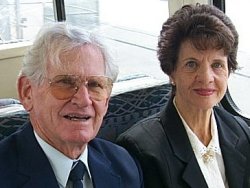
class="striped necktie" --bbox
[69,161,86,188]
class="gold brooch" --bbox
[202,150,214,163]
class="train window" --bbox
[0,0,55,44]
[0,0,249,118]
[63,0,168,80]
[0,0,168,76]
[225,0,250,116]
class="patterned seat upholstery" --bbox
[99,82,171,141]
[0,112,28,140]
[0,76,171,142]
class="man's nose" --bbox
[71,84,92,107]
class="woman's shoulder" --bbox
[117,112,164,141]
[214,106,250,141]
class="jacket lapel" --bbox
[215,112,246,188]
[17,123,59,188]
[160,99,208,188]
[88,145,121,188]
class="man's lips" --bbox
[64,114,91,121]
[194,89,215,96]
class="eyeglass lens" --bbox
[49,75,113,101]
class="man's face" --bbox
[20,45,110,155]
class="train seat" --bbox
[0,75,171,142]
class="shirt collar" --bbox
[34,131,92,187]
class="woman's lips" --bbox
[194,88,215,96]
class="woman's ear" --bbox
[17,76,33,111]
[169,75,176,86]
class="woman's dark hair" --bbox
[157,4,238,76]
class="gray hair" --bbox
[20,22,119,84]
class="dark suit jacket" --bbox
[0,122,143,188]
[117,98,250,188]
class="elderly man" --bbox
[0,23,143,188]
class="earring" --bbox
[171,81,175,86]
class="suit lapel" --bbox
[181,157,209,188]
[215,112,246,188]
[17,123,59,188]
[88,145,121,188]
[160,99,208,188]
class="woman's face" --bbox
[170,40,229,112]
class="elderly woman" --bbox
[117,4,250,188]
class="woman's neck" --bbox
[174,98,212,146]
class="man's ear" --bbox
[105,97,110,106]
[17,76,33,111]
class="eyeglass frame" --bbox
[47,74,113,101]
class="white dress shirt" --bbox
[174,100,229,188]
[34,131,93,188]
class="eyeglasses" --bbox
[48,75,113,101]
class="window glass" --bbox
[64,0,168,80]
[225,0,250,115]
[0,0,54,44]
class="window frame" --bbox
[213,0,250,122]
[53,0,66,21]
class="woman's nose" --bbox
[196,65,214,84]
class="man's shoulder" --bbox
[0,132,20,176]
[89,139,143,187]
[89,138,141,166]
[0,123,29,151]
[0,130,18,154]
[89,137,129,155]
[88,138,141,172]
